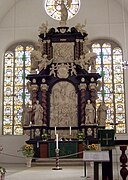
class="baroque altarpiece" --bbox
[23,24,101,142]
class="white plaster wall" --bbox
[0,135,29,163]
[0,0,128,163]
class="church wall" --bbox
[0,0,128,163]
[0,135,29,163]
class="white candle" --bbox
[70,126,71,135]
[55,126,56,135]
[56,134,58,149]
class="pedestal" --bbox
[83,151,109,180]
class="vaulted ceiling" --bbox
[0,0,127,24]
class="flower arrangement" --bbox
[77,131,85,141]
[20,144,34,157]
[0,166,6,175]
[42,133,49,140]
[84,143,99,151]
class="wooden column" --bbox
[40,82,48,126]
[75,39,80,59]
[80,39,83,55]
[47,40,52,59]
[79,83,87,125]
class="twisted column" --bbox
[80,39,83,55]
[43,40,47,55]
[31,83,39,124]
[31,84,39,105]
[75,39,80,59]
[47,40,52,59]
[79,83,87,125]
[40,83,48,126]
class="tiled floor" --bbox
[0,162,121,180]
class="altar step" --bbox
[32,158,83,166]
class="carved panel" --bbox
[52,42,74,63]
[50,81,77,128]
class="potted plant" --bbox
[18,144,34,167]
[0,166,6,180]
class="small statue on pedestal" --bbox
[22,103,32,126]
[85,100,95,124]
[33,100,44,126]
[97,102,108,126]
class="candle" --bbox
[56,134,58,149]
[69,126,71,135]
[55,126,56,135]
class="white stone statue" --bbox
[33,100,43,126]
[88,52,97,73]
[31,50,42,73]
[97,102,108,126]
[50,64,56,77]
[75,23,87,35]
[85,100,95,124]
[60,0,68,26]
[76,54,89,71]
[38,22,48,37]
[38,54,53,71]
[22,103,32,126]
[70,62,76,76]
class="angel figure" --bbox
[38,22,48,37]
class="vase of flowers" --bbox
[77,131,85,141]
[83,143,100,151]
[19,144,34,167]
[42,133,49,141]
[0,167,6,180]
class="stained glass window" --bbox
[45,0,80,20]
[3,43,34,135]
[91,40,125,133]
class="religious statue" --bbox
[38,54,53,72]
[85,100,95,124]
[97,102,108,126]
[76,54,89,71]
[88,52,97,73]
[31,49,42,73]
[70,62,76,76]
[60,0,68,26]
[22,103,32,126]
[50,64,56,77]
[38,22,48,37]
[75,22,87,35]
[33,100,44,126]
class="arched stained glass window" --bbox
[45,0,80,20]
[3,43,34,135]
[91,40,125,133]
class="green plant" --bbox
[42,133,49,140]
[19,144,34,157]
[0,166,6,175]
[77,131,85,140]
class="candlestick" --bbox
[69,126,71,135]
[55,126,56,135]
[56,134,58,149]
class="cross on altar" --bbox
[102,133,112,145]
[98,129,115,147]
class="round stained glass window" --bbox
[45,0,80,21]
